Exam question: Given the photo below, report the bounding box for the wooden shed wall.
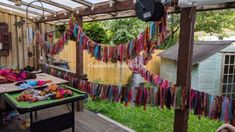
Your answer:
[0,10,54,69]
[160,58,199,90]
[160,58,177,83]
[198,53,223,95]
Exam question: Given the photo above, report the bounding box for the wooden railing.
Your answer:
[39,62,87,80]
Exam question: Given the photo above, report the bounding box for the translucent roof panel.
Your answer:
[86,0,109,4]
[0,5,38,17]
[0,0,112,17]
[23,0,65,12]
[50,0,83,8]
[0,0,46,16]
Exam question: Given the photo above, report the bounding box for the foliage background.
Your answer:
[83,10,235,49]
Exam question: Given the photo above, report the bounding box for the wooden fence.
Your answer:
[0,8,54,69]
[57,41,163,85]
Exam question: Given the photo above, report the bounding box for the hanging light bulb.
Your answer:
[14,0,22,6]
[109,0,114,7]
[91,4,94,10]
[76,10,79,14]
[37,17,40,20]
[64,12,67,16]
[133,0,137,4]
[9,11,13,14]
[45,16,48,20]
[54,14,56,17]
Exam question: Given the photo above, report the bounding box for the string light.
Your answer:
[109,0,114,7]
[91,4,94,10]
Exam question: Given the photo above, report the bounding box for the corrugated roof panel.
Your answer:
[23,0,64,12]
[86,0,109,4]
[51,0,83,8]
[0,0,45,16]
[0,5,38,17]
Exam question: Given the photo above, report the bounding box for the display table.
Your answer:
[0,73,68,94]
[0,73,84,132]
[1,85,88,132]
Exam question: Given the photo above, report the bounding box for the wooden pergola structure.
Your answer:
[1,0,235,132]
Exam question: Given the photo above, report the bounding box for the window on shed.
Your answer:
[221,54,235,97]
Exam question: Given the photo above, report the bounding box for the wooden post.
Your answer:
[76,16,84,112]
[173,7,196,132]
[35,23,40,70]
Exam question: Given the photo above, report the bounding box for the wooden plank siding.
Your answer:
[0,11,54,69]
[160,58,177,83]
[198,53,223,95]
[160,52,224,96]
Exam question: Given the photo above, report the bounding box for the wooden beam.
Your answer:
[8,0,56,14]
[169,2,235,14]
[83,10,135,22]
[40,0,73,11]
[0,1,42,16]
[173,7,196,132]
[38,0,135,23]
[197,2,235,11]
[70,0,92,7]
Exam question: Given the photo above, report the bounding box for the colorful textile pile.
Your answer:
[16,84,73,103]
[36,7,168,61]
[0,68,36,84]
[15,80,53,89]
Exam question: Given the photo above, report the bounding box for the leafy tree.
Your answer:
[105,18,146,45]
[195,10,235,37]
[83,22,110,44]
[83,18,146,45]
[83,9,235,48]
[162,10,235,49]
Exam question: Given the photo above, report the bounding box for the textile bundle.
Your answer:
[0,68,36,84]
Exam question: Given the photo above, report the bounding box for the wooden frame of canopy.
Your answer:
[2,0,232,132]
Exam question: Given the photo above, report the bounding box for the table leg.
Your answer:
[72,102,74,132]
[0,112,3,132]
[30,112,33,132]
[35,111,38,120]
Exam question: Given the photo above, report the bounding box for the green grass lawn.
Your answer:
[85,99,223,132]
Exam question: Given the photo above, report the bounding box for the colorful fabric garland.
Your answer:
[36,7,169,60]
[41,63,235,124]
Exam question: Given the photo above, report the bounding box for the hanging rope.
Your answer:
[26,0,45,23]
[26,0,45,47]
